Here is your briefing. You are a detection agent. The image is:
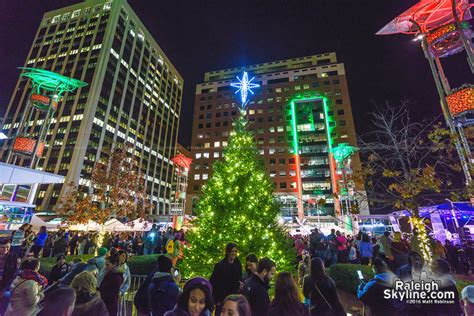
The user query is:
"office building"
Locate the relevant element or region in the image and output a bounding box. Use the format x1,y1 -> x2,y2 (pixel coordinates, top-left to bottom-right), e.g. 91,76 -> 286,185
186,53 -> 367,221
0,0 -> 183,217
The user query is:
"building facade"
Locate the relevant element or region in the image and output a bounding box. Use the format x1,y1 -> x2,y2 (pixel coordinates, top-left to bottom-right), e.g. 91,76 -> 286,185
0,0 -> 183,216
185,53 -> 367,221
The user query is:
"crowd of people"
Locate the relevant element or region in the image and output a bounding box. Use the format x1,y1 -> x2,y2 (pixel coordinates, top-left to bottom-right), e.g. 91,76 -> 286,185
1,222 -> 474,316
295,228 -> 473,274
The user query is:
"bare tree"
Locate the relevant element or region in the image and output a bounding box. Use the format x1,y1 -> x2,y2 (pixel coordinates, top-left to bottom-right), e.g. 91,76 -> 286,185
357,101 -> 468,262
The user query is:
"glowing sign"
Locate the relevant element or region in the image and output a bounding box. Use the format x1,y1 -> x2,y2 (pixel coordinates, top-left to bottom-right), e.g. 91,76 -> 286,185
231,71 -> 259,107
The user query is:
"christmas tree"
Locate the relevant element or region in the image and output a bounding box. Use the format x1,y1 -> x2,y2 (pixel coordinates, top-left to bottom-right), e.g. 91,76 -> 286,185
182,114 -> 295,277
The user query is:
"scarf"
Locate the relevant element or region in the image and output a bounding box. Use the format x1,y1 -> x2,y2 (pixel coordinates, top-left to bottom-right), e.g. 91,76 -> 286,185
19,269 -> 48,288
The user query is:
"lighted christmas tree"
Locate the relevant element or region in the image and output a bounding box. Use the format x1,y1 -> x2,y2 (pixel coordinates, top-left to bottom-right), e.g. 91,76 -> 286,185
182,72 -> 295,277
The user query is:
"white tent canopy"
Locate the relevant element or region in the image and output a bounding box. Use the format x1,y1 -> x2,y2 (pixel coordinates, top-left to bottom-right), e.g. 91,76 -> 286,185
29,215 -> 58,231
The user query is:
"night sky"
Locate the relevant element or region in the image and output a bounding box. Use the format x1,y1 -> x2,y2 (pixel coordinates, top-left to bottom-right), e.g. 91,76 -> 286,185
0,0 -> 471,148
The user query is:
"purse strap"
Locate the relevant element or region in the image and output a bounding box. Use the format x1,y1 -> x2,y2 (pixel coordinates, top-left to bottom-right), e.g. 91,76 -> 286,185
313,283 -> 333,311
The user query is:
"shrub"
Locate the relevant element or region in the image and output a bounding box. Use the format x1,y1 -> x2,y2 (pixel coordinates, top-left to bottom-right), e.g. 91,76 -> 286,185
327,264 -> 374,295
40,255 -> 94,278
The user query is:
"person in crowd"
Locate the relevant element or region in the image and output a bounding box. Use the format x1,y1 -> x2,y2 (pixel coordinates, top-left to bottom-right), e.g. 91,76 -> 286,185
11,223 -> 28,257
242,253 -> 258,281
396,251 -> 424,281
359,233 -> 373,265
22,224 -> 35,258
87,247 -> 108,274
78,235 -> 87,256
32,226 -> 48,258
390,231 -> 410,269
49,255 -> 71,283
456,248 -> 471,275
116,249 -> 130,295
429,258 -> 462,315
52,232 -> 68,258
220,294 -> 251,316
144,225 -> 159,255
410,229 -> 423,257
134,236 -> 144,255
310,228 -> 327,260
99,254 -> 123,316
242,257 -> 275,316
37,287 -> 76,316
269,271 -> 309,316
433,239 -> 446,260
43,235 -> 53,258
347,242 -> 358,264
303,257 -> 345,316
70,271 -> 108,316
164,277 -> 214,316
298,252 -> 311,286
357,257 -> 397,316
146,254 -> 180,316
379,231 -> 393,262
461,285 -> 474,316
209,243 -> 242,315
295,237 -> 305,263
69,234 -> 79,256
5,258 -> 48,316
0,240 -> 19,315
326,229 -> 338,266
335,231 -> 347,263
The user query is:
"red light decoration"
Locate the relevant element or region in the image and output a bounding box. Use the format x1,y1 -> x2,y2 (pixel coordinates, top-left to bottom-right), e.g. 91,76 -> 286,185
30,94 -> 51,111
12,137 -> 44,156
377,0 -> 473,35
171,154 -> 193,170
446,86 -> 474,117
426,21 -> 472,57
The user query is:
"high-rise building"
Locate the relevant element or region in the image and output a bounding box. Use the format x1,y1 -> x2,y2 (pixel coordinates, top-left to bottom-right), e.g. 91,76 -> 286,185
186,53 -> 367,222
0,0 -> 183,217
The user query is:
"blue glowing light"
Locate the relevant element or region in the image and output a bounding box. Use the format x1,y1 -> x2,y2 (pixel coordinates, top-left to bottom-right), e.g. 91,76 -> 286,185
231,71 -> 259,107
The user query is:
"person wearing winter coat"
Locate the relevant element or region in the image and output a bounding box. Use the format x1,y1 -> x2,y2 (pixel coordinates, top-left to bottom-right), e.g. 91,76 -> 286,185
32,226 -> 48,258
5,258 -> 48,316
134,254 -> 180,316
70,271 -> 109,316
99,254 -> 123,316
209,243 -> 242,315
164,277 -> 214,316
49,255 -> 71,283
357,257 -> 397,316
303,257 -> 345,316
269,272 -> 309,316
0,240 -> 19,315
242,258 -> 276,316
117,249 -> 131,295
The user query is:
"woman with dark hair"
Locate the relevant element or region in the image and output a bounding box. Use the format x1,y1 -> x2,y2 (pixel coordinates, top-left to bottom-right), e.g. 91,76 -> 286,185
5,258 -> 48,316
269,272 -> 309,316
37,287 -> 76,316
209,243 -> 242,315
164,277 -> 214,316
99,255 -> 123,316
116,249 -> 130,295
243,253 -> 258,281
32,226 -> 48,258
303,258 -> 345,316
221,294 -> 251,316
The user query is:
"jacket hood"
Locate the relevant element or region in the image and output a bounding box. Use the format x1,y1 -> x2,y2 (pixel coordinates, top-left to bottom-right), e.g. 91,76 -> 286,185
74,292 -> 102,313
374,272 -> 396,285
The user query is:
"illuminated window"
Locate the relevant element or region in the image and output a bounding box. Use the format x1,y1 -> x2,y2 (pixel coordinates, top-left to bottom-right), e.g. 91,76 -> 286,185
277,126 -> 284,132
214,141 -> 220,147
195,153 -> 201,159
279,171 -> 286,176
289,170 -> 296,176
290,182 -> 297,189
204,143 -> 210,148
270,171 -> 276,177
269,148 -> 276,154
222,141 -> 228,147
202,174 -> 208,180
203,152 -> 209,158
249,109 -> 255,115
194,174 -> 200,180
213,152 -> 219,158
295,85 -> 301,90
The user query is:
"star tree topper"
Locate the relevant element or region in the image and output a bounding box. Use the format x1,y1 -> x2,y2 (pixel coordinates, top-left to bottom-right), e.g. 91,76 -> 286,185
231,71 -> 259,109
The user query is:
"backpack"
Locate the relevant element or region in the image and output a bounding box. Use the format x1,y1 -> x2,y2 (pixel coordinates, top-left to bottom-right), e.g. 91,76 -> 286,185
166,239 -> 174,254
147,277 -> 178,316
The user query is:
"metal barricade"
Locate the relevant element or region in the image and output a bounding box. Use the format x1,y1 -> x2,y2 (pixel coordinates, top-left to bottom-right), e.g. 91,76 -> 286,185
118,274 -> 147,316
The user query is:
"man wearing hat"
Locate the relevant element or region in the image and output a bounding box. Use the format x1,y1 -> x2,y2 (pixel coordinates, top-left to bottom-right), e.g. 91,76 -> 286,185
88,247 -> 108,273
461,285 -> 474,316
